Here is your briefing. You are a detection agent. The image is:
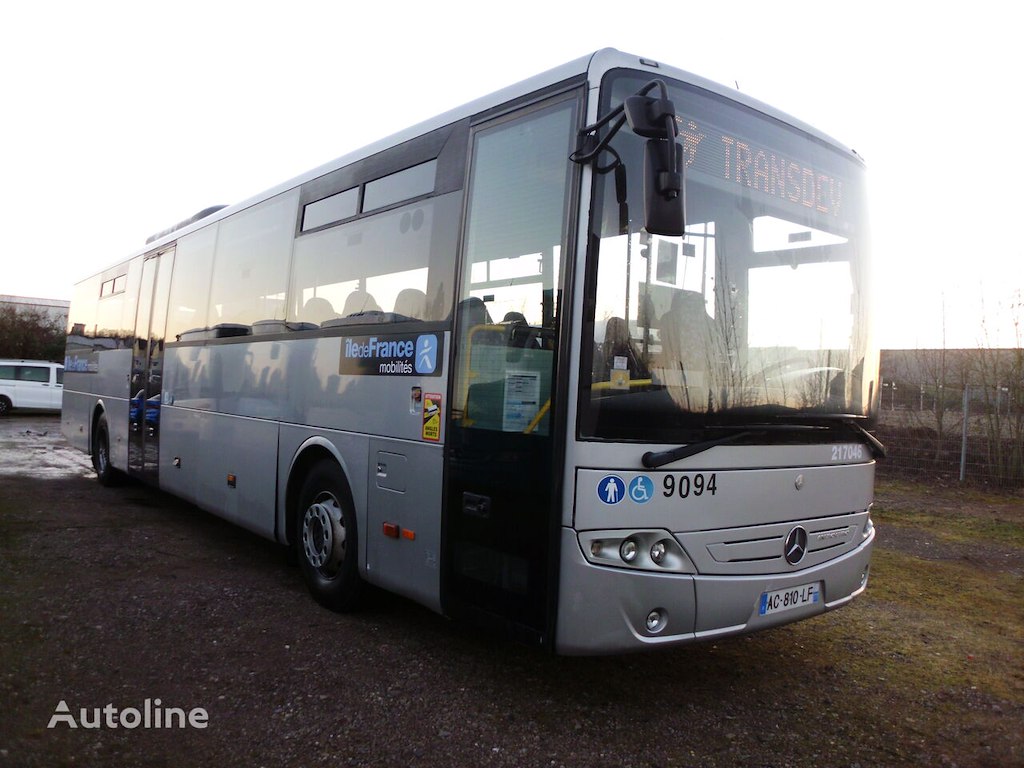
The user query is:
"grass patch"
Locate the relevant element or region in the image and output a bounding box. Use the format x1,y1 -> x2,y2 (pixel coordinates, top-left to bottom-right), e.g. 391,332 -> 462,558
875,506 -> 1024,548
847,548 -> 1024,702
873,478 -> 1024,548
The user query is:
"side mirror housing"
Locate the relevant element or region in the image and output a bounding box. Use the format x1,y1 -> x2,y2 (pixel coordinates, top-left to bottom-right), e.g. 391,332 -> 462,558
643,138 -> 685,236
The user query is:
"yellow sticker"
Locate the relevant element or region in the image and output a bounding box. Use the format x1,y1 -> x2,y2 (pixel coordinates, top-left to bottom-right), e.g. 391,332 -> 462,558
610,368 -> 630,390
422,393 -> 442,441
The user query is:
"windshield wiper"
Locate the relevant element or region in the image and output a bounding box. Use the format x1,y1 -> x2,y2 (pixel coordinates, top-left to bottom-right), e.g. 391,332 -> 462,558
641,424 -> 823,468
642,430 -> 752,468
844,420 -> 886,459
640,420 -> 885,469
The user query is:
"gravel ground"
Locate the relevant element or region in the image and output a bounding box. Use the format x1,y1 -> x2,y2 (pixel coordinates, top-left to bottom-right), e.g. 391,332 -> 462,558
0,414 -> 1020,767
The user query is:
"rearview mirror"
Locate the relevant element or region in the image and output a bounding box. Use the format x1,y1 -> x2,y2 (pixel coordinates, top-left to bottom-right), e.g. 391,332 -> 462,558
643,138 -> 685,236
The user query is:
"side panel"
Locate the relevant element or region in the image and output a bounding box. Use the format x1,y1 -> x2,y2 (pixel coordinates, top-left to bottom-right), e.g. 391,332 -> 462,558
160,329 -> 449,608
158,405 -> 201,505
61,390 -> 93,452
193,412 -> 279,538
162,334 -> 444,441
366,437 -> 444,611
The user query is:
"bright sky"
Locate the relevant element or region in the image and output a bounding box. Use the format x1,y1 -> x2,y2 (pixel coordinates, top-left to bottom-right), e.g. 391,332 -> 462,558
2,1 -> 1019,349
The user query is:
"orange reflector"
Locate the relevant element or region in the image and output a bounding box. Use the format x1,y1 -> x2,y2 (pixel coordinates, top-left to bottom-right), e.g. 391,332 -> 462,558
383,522 -> 400,538
401,528 -> 416,541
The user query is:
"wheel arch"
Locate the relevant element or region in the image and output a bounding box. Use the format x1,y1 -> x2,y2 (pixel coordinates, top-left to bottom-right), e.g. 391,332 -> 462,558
283,438 -> 359,551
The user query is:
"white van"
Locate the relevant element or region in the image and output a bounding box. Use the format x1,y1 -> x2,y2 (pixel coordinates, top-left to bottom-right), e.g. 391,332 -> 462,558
0,360 -> 64,415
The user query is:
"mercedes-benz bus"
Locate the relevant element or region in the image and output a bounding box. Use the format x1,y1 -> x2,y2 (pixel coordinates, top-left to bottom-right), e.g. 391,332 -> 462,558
63,48 -> 879,654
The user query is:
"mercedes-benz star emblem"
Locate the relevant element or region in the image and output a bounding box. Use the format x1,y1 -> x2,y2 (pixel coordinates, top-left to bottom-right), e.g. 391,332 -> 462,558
784,526 -> 808,565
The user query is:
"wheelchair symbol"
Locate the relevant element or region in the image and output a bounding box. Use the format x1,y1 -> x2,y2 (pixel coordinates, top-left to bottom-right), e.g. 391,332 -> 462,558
628,475 -> 654,504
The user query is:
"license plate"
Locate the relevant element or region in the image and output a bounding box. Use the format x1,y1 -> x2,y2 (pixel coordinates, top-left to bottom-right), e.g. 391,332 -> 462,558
759,582 -> 821,616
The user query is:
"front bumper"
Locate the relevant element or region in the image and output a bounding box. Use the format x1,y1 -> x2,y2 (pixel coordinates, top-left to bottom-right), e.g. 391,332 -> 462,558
554,523 -> 874,655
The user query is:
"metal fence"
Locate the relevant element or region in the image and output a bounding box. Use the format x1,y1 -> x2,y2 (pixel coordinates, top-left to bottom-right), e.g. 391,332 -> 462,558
874,380 -> 1024,489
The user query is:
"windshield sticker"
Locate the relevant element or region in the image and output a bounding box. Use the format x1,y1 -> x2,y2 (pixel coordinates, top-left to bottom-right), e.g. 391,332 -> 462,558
502,371 -> 541,432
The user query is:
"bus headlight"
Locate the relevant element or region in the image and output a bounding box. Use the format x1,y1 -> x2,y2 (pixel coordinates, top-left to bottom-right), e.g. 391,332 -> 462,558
619,539 -> 639,563
578,530 -> 695,574
650,540 -> 667,564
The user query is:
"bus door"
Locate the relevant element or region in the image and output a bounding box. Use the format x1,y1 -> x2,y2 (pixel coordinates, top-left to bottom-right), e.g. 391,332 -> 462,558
444,92 -> 580,645
128,246 -> 175,480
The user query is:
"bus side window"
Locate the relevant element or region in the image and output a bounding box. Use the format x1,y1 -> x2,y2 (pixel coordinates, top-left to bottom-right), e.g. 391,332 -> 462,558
289,193 -> 459,326
207,191 -> 297,328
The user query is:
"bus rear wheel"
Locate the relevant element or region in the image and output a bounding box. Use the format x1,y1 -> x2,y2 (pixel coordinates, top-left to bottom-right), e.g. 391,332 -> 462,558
295,460 -> 362,611
92,413 -> 124,486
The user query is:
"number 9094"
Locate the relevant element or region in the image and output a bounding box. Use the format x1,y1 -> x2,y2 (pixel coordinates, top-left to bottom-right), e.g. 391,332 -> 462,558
662,473 -> 717,498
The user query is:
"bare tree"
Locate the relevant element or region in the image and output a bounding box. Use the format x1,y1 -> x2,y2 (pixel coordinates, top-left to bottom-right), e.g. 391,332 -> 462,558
0,306 -> 66,361
973,292 -> 1024,487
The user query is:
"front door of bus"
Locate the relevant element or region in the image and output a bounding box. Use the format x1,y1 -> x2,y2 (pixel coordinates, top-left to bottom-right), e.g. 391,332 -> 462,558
444,93 -> 579,645
128,247 -> 174,480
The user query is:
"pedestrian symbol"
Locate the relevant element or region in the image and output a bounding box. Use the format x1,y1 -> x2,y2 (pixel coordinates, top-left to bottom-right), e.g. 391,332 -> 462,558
597,475 -> 626,505
629,475 -> 654,504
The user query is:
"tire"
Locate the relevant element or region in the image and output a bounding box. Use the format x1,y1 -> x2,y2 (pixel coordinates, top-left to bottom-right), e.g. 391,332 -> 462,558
295,460 -> 363,611
0,396 -> 11,417
92,413 -> 124,486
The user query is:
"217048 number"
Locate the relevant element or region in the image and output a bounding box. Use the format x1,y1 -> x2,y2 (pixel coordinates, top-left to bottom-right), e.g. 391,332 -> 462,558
662,473 -> 717,498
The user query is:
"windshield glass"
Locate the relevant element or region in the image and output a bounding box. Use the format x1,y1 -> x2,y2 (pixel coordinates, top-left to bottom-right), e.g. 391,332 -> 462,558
580,71 -> 876,441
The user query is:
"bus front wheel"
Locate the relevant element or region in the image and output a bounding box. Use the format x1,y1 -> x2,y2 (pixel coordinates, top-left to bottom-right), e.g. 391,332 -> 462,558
295,460 -> 363,611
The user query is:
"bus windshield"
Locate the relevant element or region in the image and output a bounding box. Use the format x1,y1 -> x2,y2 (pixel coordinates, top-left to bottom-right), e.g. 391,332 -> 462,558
580,71 -> 875,442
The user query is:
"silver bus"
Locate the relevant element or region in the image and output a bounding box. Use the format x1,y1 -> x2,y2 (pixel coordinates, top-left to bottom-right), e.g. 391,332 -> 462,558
63,49 -> 879,654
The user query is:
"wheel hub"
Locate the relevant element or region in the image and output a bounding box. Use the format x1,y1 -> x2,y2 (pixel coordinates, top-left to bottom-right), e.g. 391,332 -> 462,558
301,494 -> 346,573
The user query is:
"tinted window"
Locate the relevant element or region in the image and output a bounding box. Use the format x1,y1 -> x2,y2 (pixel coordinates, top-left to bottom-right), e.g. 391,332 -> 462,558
290,192 -> 460,325
303,188 -> 359,231
0,365 -> 14,380
166,225 -> 217,340
363,161 -> 437,212
17,366 -> 50,383
207,190 -> 299,328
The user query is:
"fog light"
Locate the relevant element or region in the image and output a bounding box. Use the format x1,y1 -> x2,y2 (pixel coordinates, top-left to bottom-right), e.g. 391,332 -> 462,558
620,538 -> 638,563
650,540 -> 667,564
646,609 -> 665,633
590,540 -> 603,557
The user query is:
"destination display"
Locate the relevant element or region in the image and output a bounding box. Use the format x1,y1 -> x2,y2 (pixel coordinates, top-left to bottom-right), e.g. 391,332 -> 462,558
677,115 -> 846,220
339,332 -> 443,377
